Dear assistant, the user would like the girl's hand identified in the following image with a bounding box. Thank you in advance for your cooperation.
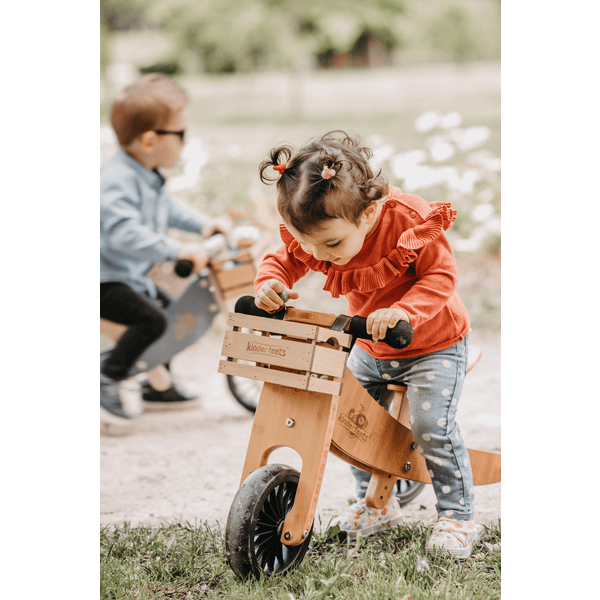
[255,279,299,312]
[366,308,410,342]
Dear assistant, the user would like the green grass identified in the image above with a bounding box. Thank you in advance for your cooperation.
[100,520,501,599]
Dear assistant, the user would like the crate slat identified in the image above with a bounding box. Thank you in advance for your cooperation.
[218,360,308,389]
[307,376,343,395]
[227,313,319,340]
[215,263,257,291]
[310,345,348,378]
[222,330,314,370]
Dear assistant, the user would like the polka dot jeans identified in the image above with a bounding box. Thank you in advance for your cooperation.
[348,336,475,520]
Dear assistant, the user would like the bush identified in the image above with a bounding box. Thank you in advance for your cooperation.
[138,60,181,76]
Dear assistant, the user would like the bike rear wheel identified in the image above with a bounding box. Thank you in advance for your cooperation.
[395,479,425,506]
[226,374,262,413]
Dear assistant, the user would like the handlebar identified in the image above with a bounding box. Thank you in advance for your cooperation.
[174,260,194,278]
[234,295,413,350]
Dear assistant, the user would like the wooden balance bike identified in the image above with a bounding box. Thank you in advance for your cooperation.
[219,296,501,578]
[100,232,269,415]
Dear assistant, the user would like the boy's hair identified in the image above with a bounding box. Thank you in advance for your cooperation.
[110,74,188,147]
[259,130,388,235]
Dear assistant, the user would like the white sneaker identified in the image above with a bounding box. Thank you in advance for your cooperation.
[330,498,403,539]
[426,516,484,558]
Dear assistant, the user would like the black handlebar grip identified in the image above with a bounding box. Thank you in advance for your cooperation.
[235,296,413,349]
[174,259,194,278]
[348,316,414,349]
[234,295,286,320]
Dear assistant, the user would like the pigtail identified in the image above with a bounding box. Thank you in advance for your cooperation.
[258,130,389,235]
[259,144,294,184]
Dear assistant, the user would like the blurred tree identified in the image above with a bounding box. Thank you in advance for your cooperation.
[397,0,500,63]
[100,0,500,74]
[101,0,151,30]
[145,0,408,73]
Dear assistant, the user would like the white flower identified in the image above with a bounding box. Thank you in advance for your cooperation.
[439,111,463,129]
[414,110,441,132]
[471,203,494,222]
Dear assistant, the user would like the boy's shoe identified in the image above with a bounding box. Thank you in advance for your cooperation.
[329,498,403,539]
[100,374,133,426]
[141,381,199,411]
[426,516,484,559]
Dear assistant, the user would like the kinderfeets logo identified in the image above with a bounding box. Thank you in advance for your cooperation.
[246,341,287,358]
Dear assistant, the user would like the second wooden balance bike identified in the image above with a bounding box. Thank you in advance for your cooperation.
[100,231,268,415]
[219,296,501,579]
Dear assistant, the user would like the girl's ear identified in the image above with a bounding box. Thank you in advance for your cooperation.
[363,202,379,224]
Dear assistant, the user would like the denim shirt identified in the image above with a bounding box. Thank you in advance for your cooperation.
[100,148,206,297]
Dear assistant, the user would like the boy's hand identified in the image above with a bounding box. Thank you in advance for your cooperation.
[366,308,410,342]
[202,215,233,238]
[255,279,299,312]
[176,242,210,273]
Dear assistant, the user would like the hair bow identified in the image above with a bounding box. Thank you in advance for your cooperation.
[321,166,336,180]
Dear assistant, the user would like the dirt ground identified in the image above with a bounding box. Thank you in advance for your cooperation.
[100,326,500,533]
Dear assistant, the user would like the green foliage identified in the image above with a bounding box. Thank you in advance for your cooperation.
[100,520,501,599]
[138,60,181,76]
[102,0,500,74]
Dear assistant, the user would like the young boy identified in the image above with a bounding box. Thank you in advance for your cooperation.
[100,73,229,426]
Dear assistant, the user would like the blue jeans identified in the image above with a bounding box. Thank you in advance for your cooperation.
[347,336,475,520]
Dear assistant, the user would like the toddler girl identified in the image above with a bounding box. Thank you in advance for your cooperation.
[253,130,483,558]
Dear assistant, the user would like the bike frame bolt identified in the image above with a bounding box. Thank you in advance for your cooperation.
[284,532,291,540]
[302,530,309,538]
[286,418,295,427]
[404,462,412,471]
[411,442,417,450]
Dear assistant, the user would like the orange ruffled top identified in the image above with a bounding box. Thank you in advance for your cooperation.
[254,186,470,359]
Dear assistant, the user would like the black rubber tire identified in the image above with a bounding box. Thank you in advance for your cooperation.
[226,464,313,579]
[395,478,426,507]
[226,374,262,413]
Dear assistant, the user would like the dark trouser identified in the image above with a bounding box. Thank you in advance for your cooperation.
[100,282,169,381]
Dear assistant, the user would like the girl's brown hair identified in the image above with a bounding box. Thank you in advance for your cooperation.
[259,131,388,235]
[110,74,188,147]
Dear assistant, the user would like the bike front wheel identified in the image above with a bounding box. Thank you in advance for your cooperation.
[226,464,313,579]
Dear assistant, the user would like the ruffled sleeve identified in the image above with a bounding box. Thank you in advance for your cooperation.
[398,202,457,249]
[278,201,457,299]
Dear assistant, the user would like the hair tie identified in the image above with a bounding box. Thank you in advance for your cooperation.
[321,166,336,180]
[273,163,287,175]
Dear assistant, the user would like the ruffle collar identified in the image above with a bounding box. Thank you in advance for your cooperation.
[279,200,456,298]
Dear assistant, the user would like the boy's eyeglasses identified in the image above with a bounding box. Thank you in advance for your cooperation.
[154,129,185,141]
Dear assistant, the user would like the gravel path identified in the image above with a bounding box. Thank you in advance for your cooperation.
[101,330,500,532]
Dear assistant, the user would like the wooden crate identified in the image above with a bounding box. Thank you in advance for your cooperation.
[218,312,352,396]
[209,237,270,300]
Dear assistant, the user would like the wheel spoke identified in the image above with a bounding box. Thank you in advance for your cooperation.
[275,482,286,515]
[262,491,280,524]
